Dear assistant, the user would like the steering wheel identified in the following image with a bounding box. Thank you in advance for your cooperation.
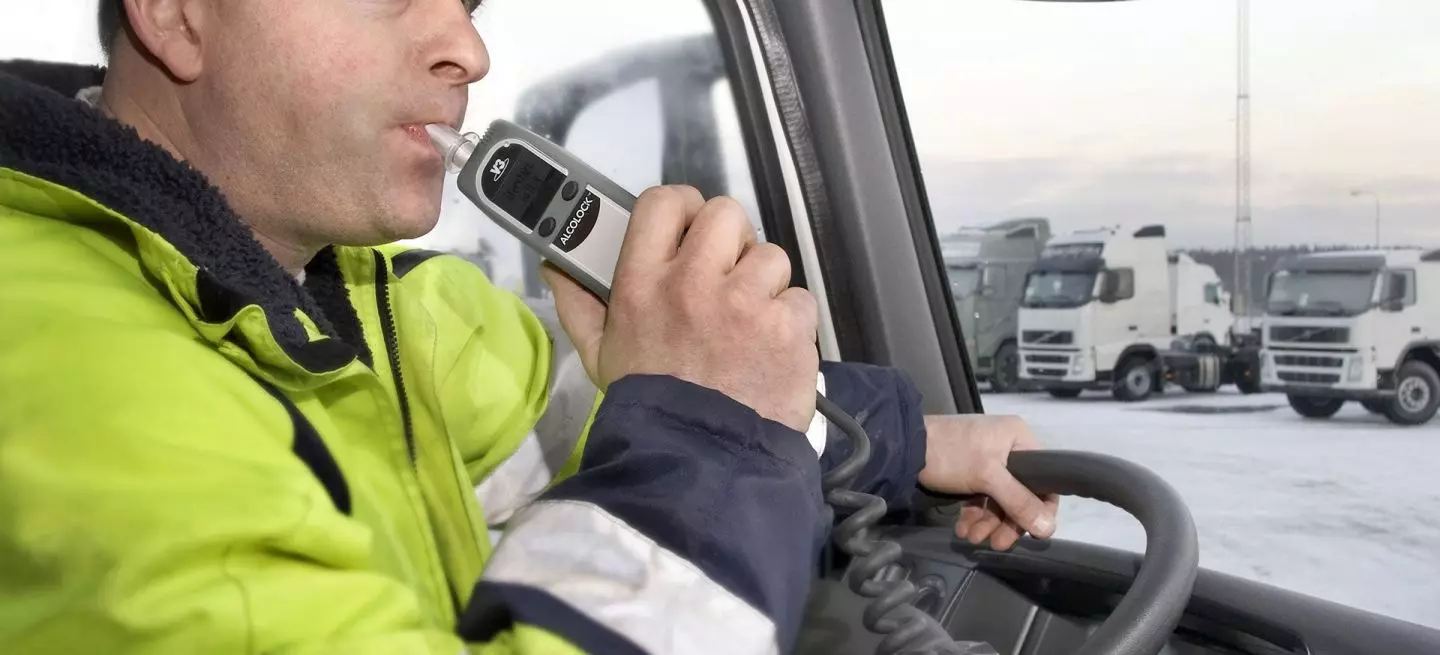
[1001,450,1200,655]
[800,449,1199,655]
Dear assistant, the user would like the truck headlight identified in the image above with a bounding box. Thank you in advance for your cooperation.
[1070,354,1085,374]
[1347,355,1364,382]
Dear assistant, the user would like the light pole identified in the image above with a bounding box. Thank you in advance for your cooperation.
[1234,0,1253,325]
[1351,189,1381,248]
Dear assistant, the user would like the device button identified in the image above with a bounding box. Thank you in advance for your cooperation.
[561,180,579,201]
[537,216,558,238]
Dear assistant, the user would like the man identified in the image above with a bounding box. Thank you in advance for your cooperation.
[0,0,1059,653]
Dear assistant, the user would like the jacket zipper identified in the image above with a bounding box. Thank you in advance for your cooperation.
[373,251,417,466]
[372,251,466,618]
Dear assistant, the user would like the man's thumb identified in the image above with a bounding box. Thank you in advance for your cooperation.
[540,263,606,384]
[989,473,1056,539]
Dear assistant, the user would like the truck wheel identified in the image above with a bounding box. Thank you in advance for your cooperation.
[1112,356,1155,402]
[1382,361,1440,426]
[1360,399,1388,415]
[1235,369,1263,395]
[989,343,1019,394]
[1047,388,1083,399]
[1287,394,1344,419]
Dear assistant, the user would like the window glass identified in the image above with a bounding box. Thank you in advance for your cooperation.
[947,265,981,299]
[1387,270,1417,305]
[883,0,1440,630]
[1204,282,1221,305]
[980,265,1005,297]
[1111,268,1135,301]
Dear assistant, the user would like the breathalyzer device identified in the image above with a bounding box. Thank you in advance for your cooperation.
[427,119,829,457]
[427,120,634,304]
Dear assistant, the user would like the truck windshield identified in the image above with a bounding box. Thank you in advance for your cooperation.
[946,265,980,300]
[1266,269,1378,317]
[1022,270,1095,308]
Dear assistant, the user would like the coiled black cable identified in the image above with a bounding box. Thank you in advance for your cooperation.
[814,394,988,655]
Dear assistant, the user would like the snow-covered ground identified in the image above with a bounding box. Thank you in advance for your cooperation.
[980,388,1440,631]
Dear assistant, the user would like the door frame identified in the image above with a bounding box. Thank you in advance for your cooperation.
[722,0,981,414]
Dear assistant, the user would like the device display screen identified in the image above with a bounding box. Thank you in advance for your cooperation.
[480,142,565,229]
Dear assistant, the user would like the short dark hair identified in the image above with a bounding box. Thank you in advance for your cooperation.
[98,0,126,60]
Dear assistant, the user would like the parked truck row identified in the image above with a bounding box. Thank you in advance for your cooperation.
[944,221,1261,402]
[943,220,1440,425]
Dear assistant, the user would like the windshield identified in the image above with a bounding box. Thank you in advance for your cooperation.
[1267,269,1378,317]
[1021,270,1095,308]
[881,0,1440,633]
[946,265,980,300]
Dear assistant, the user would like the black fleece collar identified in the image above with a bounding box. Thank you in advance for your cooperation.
[0,59,370,372]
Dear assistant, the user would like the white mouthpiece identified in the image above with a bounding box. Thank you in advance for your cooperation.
[425,124,479,174]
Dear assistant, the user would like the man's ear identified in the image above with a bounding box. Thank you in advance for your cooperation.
[121,0,210,81]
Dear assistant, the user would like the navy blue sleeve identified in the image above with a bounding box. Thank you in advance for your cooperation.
[524,373,825,652]
[817,360,930,515]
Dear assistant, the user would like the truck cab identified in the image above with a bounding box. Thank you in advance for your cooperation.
[1170,252,1235,347]
[1017,225,1175,400]
[1260,249,1440,424]
[941,218,1050,393]
[1017,225,1239,401]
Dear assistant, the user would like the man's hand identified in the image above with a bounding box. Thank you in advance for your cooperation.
[918,414,1060,551]
[541,185,821,433]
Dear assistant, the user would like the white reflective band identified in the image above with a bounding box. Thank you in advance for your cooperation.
[474,432,551,526]
[483,499,779,655]
[805,370,828,458]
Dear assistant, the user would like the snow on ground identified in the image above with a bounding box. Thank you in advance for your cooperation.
[980,388,1440,631]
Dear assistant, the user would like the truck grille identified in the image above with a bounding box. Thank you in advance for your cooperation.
[1278,371,1342,385]
[1269,326,1349,344]
[1025,353,1070,365]
[1026,367,1068,378]
[1022,330,1073,345]
[1274,354,1344,368]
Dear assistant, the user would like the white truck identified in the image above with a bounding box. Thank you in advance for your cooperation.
[1260,249,1440,425]
[1017,225,1242,401]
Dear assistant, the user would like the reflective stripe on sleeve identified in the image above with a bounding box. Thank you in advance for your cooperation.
[474,431,550,526]
[479,499,780,655]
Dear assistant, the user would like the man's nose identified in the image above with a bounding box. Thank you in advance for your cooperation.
[425,1,490,86]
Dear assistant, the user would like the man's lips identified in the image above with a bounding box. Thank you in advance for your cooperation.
[401,124,444,159]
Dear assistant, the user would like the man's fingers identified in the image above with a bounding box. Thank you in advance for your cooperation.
[982,468,1057,539]
[990,518,1026,551]
[676,196,756,275]
[616,185,706,280]
[773,287,820,346]
[730,242,793,297]
[541,263,606,385]
[966,512,1004,545]
[1041,493,1061,538]
[955,504,985,540]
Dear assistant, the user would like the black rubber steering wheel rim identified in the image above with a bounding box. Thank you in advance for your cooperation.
[1002,450,1200,655]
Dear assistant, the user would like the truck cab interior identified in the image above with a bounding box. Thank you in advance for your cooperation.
[477,1,1440,654]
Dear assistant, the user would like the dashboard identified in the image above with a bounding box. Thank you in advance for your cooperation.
[795,526,1440,655]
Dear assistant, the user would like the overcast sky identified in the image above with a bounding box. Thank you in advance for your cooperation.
[5,0,1438,292]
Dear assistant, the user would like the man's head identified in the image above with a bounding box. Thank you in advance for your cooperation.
[97,0,488,270]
